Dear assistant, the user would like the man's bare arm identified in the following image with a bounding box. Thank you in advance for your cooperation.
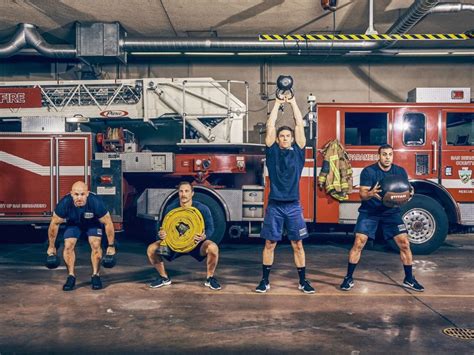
[360,183,382,201]
[265,98,284,147]
[288,97,305,149]
[99,212,116,255]
[47,213,64,255]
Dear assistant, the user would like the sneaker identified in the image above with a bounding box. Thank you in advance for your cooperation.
[403,278,425,292]
[91,274,103,290]
[149,276,172,288]
[62,275,76,291]
[298,279,316,294]
[340,276,355,291]
[255,279,270,293]
[204,276,221,290]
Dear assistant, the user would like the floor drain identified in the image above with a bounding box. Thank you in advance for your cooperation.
[443,328,474,340]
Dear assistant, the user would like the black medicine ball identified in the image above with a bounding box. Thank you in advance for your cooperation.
[380,175,411,208]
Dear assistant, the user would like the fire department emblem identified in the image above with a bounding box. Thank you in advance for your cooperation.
[458,168,472,184]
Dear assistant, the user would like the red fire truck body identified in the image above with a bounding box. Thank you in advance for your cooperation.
[0,133,91,223]
[0,79,472,254]
[295,101,474,253]
[314,103,474,214]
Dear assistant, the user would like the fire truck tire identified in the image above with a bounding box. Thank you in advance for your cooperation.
[388,194,448,255]
[193,192,226,245]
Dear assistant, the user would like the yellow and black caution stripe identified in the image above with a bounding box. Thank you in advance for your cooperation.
[161,206,205,253]
[259,33,474,41]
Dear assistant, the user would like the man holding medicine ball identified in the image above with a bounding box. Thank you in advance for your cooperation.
[340,144,424,292]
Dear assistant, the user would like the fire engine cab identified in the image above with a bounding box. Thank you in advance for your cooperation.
[0,79,472,254]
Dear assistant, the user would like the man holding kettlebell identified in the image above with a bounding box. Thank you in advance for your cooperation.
[255,76,315,294]
[46,181,116,291]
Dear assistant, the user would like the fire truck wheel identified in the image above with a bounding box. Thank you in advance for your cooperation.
[388,194,448,255]
[193,192,226,245]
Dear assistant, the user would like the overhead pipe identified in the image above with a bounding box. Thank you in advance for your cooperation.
[0,23,76,58]
[428,3,474,14]
[383,0,474,48]
[385,0,440,36]
[122,37,379,52]
[381,0,440,48]
[122,0,442,54]
[1,0,474,59]
[365,0,378,35]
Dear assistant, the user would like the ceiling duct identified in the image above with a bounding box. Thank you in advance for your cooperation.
[121,0,443,54]
[1,0,473,60]
[382,0,440,48]
[429,3,474,14]
[386,0,440,36]
[0,23,75,58]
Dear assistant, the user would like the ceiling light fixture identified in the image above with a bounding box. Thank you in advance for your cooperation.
[236,52,288,56]
[183,52,235,56]
[130,52,182,55]
[450,51,474,56]
[396,51,451,56]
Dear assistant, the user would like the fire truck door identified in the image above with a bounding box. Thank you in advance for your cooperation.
[392,108,439,181]
[55,136,90,202]
[0,136,54,216]
[441,109,474,204]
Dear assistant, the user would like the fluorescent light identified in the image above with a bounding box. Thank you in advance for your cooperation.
[130,52,182,55]
[451,51,474,56]
[183,52,235,56]
[345,51,372,56]
[396,51,450,56]
[236,52,288,56]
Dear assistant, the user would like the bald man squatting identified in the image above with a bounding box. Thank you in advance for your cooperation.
[47,181,116,291]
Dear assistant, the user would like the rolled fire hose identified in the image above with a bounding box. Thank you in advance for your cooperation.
[160,207,205,253]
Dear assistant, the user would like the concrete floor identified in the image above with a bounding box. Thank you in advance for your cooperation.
[0,233,473,354]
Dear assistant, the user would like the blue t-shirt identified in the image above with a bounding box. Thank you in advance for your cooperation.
[54,193,108,227]
[359,163,409,215]
[163,200,215,238]
[266,142,305,201]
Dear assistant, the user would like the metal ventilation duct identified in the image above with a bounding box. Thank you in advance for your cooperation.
[386,0,440,36]
[122,0,442,53]
[429,3,474,14]
[0,23,76,58]
[0,0,472,60]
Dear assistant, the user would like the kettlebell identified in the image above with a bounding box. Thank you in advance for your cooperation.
[276,75,295,100]
[45,254,60,269]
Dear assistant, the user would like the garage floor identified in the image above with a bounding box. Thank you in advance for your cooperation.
[0,233,473,354]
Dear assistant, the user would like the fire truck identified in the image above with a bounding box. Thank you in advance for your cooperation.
[0,79,472,254]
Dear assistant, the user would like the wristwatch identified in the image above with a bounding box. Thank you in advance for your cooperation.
[108,244,115,248]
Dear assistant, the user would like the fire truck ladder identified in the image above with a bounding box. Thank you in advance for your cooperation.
[148,78,249,144]
[0,78,250,144]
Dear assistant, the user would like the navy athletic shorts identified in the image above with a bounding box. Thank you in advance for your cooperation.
[354,212,407,241]
[260,200,308,242]
[161,241,207,262]
[63,225,104,239]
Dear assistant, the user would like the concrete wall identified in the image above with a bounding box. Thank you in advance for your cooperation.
[1,56,473,137]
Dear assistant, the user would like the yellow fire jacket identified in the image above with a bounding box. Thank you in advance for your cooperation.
[318,139,353,201]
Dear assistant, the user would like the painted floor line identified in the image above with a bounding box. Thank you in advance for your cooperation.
[197,292,474,298]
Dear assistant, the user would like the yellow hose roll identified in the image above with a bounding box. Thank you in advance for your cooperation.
[161,207,205,253]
